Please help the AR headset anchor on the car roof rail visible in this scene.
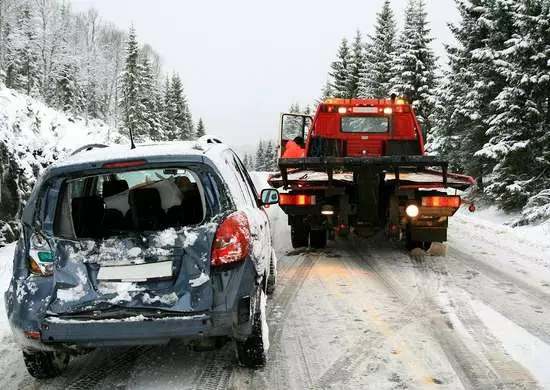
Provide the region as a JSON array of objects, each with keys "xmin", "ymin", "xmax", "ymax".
[
  {"xmin": 198, "ymin": 135, "xmax": 223, "ymax": 145},
  {"xmin": 70, "ymin": 143, "xmax": 109, "ymax": 156}
]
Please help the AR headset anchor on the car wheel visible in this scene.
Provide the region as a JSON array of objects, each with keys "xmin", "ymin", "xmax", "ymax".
[
  {"xmin": 266, "ymin": 249, "xmax": 277, "ymax": 295},
  {"xmin": 310, "ymin": 229, "xmax": 327, "ymax": 249},
  {"xmin": 23, "ymin": 350, "xmax": 69, "ymax": 379},
  {"xmin": 235, "ymin": 290, "xmax": 268, "ymax": 368},
  {"xmin": 291, "ymin": 220, "xmax": 309, "ymax": 248}
]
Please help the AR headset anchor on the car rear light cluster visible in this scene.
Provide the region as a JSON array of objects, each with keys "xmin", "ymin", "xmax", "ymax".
[
  {"xmin": 28, "ymin": 233, "xmax": 54, "ymax": 276},
  {"xmin": 211, "ymin": 211, "xmax": 251, "ymax": 267},
  {"xmin": 279, "ymin": 194, "xmax": 316, "ymax": 206},
  {"xmin": 421, "ymin": 196, "xmax": 461, "ymax": 208}
]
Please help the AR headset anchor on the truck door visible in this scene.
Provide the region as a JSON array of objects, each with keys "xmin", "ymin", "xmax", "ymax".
[{"xmin": 280, "ymin": 114, "xmax": 312, "ymax": 158}]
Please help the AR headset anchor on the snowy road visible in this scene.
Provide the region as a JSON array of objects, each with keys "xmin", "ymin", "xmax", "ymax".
[{"xmin": 1, "ymin": 205, "xmax": 550, "ymax": 389}]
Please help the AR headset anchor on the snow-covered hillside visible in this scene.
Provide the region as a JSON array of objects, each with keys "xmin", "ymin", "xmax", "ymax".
[{"xmin": 0, "ymin": 86, "xmax": 125, "ymax": 245}]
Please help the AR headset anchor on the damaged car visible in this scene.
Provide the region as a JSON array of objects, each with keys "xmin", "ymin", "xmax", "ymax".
[{"xmin": 4, "ymin": 140, "xmax": 279, "ymax": 378}]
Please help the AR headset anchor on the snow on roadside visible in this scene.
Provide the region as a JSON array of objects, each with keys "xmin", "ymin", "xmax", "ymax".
[
  {"xmin": 472, "ymin": 300, "xmax": 550, "ymax": 389},
  {"xmin": 449, "ymin": 205, "xmax": 550, "ymax": 289},
  {"xmin": 0, "ymin": 243, "xmax": 15, "ymax": 333}
]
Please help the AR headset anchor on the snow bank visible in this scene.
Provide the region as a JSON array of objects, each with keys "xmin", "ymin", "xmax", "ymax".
[{"xmin": 0, "ymin": 86, "xmax": 124, "ymax": 246}]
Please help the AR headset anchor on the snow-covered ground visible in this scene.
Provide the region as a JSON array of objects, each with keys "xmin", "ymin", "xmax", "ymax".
[{"xmin": 1, "ymin": 173, "xmax": 550, "ymax": 389}]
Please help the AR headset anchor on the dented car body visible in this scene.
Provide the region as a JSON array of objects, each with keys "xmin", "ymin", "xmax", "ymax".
[{"xmin": 5, "ymin": 140, "xmax": 279, "ymax": 377}]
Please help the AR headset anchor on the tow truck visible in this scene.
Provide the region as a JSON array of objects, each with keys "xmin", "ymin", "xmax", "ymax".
[{"xmin": 268, "ymin": 97, "xmax": 475, "ymax": 250}]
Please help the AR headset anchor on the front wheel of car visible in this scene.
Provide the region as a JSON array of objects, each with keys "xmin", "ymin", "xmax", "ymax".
[
  {"xmin": 23, "ymin": 350, "xmax": 69, "ymax": 379},
  {"xmin": 235, "ymin": 291, "xmax": 268, "ymax": 368},
  {"xmin": 266, "ymin": 249, "xmax": 277, "ymax": 295}
]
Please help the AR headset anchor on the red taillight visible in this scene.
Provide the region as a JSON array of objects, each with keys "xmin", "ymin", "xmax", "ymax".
[
  {"xmin": 421, "ymin": 196, "xmax": 461, "ymax": 208},
  {"xmin": 211, "ymin": 212, "xmax": 250, "ymax": 267},
  {"xmin": 102, "ymin": 160, "xmax": 146, "ymax": 169},
  {"xmin": 279, "ymin": 194, "xmax": 316, "ymax": 206},
  {"xmin": 24, "ymin": 331, "xmax": 41, "ymax": 340}
]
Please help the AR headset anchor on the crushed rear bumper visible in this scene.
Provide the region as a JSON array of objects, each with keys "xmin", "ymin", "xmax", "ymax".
[{"xmin": 40, "ymin": 311, "xmax": 235, "ymax": 348}]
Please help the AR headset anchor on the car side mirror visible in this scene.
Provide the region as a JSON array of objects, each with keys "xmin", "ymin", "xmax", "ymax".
[{"xmin": 260, "ymin": 189, "xmax": 279, "ymax": 206}]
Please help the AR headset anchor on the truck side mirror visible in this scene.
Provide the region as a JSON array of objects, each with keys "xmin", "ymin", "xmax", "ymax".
[{"xmin": 260, "ymin": 189, "xmax": 279, "ymax": 206}]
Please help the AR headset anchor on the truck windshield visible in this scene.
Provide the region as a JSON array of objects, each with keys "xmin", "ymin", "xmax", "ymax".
[{"xmin": 341, "ymin": 116, "xmax": 389, "ymax": 133}]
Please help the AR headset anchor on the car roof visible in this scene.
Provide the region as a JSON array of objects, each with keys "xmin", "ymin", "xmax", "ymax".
[{"xmin": 47, "ymin": 141, "xmax": 233, "ymax": 177}]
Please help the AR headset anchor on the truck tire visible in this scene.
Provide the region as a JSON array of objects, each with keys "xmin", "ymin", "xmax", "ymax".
[
  {"xmin": 235, "ymin": 291, "xmax": 268, "ymax": 368},
  {"xmin": 291, "ymin": 221, "xmax": 309, "ymax": 248},
  {"xmin": 310, "ymin": 229, "xmax": 327, "ymax": 249},
  {"xmin": 23, "ymin": 350, "xmax": 69, "ymax": 379}
]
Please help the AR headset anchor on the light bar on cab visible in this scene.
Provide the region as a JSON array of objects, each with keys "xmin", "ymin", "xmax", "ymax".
[
  {"xmin": 421, "ymin": 196, "xmax": 461, "ymax": 208},
  {"xmin": 279, "ymin": 194, "xmax": 316, "ymax": 206}
]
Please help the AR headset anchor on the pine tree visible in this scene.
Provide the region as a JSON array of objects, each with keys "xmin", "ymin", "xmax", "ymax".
[
  {"xmin": 478, "ymin": 0, "xmax": 550, "ymax": 213},
  {"xmin": 390, "ymin": 0, "xmax": 437, "ymax": 137},
  {"xmin": 138, "ymin": 55, "xmax": 161, "ymax": 140},
  {"xmin": 362, "ymin": 0, "xmax": 397, "ymax": 98},
  {"xmin": 255, "ymin": 141, "xmax": 265, "ymax": 171},
  {"xmin": 348, "ymin": 30, "xmax": 366, "ymax": 98},
  {"xmin": 196, "ymin": 117, "xmax": 206, "ymax": 138},
  {"xmin": 264, "ymin": 140, "xmax": 276, "ymax": 171},
  {"xmin": 318, "ymin": 80, "xmax": 334, "ymax": 103},
  {"xmin": 430, "ymin": 0, "xmax": 513, "ymax": 185},
  {"xmin": 164, "ymin": 73, "xmax": 193, "ymax": 141},
  {"xmin": 329, "ymin": 38, "xmax": 352, "ymax": 98},
  {"xmin": 119, "ymin": 26, "xmax": 142, "ymax": 141}
]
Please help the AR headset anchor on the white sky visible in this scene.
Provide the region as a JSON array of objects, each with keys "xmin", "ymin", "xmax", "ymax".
[{"xmin": 71, "ymin": 0, "xmax": 459, "ymax": 151}]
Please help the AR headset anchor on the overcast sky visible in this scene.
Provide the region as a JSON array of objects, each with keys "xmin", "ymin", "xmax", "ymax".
[{"xmin": 71, "ymin": 0, "xmax": 459, "ymax": 151}]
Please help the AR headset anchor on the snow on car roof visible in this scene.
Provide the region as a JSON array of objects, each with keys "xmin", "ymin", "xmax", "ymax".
[{"xmin": 52, "ymin": 141, "xmax": 228, "ymax": 168}]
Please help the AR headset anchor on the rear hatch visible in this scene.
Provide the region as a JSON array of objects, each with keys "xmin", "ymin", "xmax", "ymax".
[{"xmin": 44, "ymin": 163, "xmax": 224, "ymax": 317}]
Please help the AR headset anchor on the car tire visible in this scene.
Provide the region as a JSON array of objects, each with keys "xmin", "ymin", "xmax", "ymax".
[
  {"xmin": 310, "ymin": 229, "xmax": 327, "ymax": 249},
  {"xmin": 291, "ymin": 220, "xmax": 309, "ymax": 248},
  {"xmin": 23, "ymin": 350, "xmax": 69, "ymax": 379},
  {"xmin": 266, "ymin": 249, "xmax": 277, "ymax": 295},
  {"xmin": 235, "ymin": 291, "xmax": 268, "ymax": 368}
]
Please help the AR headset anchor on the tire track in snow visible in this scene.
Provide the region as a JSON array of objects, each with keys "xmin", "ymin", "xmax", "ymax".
[
  {"xmin": 334, "ymin": 237, "xmax": 506, "ymax": 390},
  {"xmin": 64, "ymin": 346, "xmax": 153, "ymax": 390}
]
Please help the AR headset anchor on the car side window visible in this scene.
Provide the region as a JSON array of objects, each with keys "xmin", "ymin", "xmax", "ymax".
[
  {"xmin": 233, "ymin": 155, "xmax": 261, "ymax": 207},
  {"xmin": 230, "ymin": 155, "xmax": 258, "ymax": 208}
]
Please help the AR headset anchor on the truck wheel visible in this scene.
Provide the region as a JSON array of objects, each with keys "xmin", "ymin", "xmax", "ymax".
[
  {"xmin": 291, "ymin": 221, "xmax": 309, "ymax": 248},
  {"xmin": 310, "ymin": 229, "xmax": 327, "ymax": 249},
  {"xmin": 235, "ymin": 291, "xmax": 268, "ymax": 368},
  {"xmin": 23, "ymin": 350, "xmax": 69, "ymax": 379}
]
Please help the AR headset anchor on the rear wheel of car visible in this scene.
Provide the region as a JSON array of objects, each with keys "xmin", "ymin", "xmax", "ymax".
[
  {"xmin": 310, "ymin": 229, "xmax": 327, "ymax": 249},
  {"xmin": 23, "ymin": 350, "xmax": 69, "ymax": 379},
  {"xmin": 266, "ymin": 249, "xmax": 277, "ymax": 295},
  {"xmin": 235, "ymin": 291, "xmax": 268, "ymax": 368},
  {"xmin": 291, "ymin": 220, "xmax": 309, "ymax": 248}
]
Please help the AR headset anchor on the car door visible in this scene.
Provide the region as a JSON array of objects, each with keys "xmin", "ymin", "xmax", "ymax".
[{"xmin": 225, "ymin": 151, "xmax": 271, "ymax": 275}]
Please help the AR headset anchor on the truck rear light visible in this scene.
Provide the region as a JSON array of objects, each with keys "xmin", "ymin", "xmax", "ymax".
[
  {"xmin": 422, "ymin": 196, "xmax": 461, "ymax": 208},
  {"xmin": 279, "ymin": 194, "xmax": 316, "ymax": 206},
  {"xmin": 405, "ymin": 204, "xmax": 420, "ymax": 218},
  {"xmin": 102, "ymin": 160, "xmax": 146, "ymax": 169},
  {"xmin": 211, "ymin": 211, "xmax": 250, "ymax": 267}
]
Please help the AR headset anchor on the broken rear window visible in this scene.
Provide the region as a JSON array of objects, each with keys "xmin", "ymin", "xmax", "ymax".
[{"xmin": 54, "ymin": 167, "xmax": 213, "ymax": 239}]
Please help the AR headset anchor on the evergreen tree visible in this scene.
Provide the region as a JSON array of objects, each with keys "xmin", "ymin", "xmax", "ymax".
[
  {"xmin": 196, "ymin": 117, "xmax": 206, "ymax": 138},
  {"xmin": 164, "ymin": 73, "xmax": 193, "ymax": 141},
  {"xmin": 478, "ymin": 0, "xmax": 550, "ymax": 212},
  {"xmin": 264, "ymin": 140, "xmax": 276, "ymax": 171},
  {"xmin": 329, "ymin": 38, "xmax": 352, "ymax": 98},
  {"xmin": 390, "ymin": 0, "xmax": 437, "ymax": 137},
  {"xmin": 138, "ymin": 55, "xmax": 161, "ymax": 140},
  {"xmin": 348, "ymin": 30, "xmax": 366, "ymax": 98},
  {"xmin": 318, "ymin": 79, "xmax": 334, "ymax": 102},
  {"xmin": 255, "ymin": 141, "xmax": 265, "ymax": 171},
  {"xmin": 119, "ymin": 26, "xmax": 142, "ymax": 141},
  {"xmin": 362, "ymin": 0, "xmax": 397, "ymax": 98}
]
